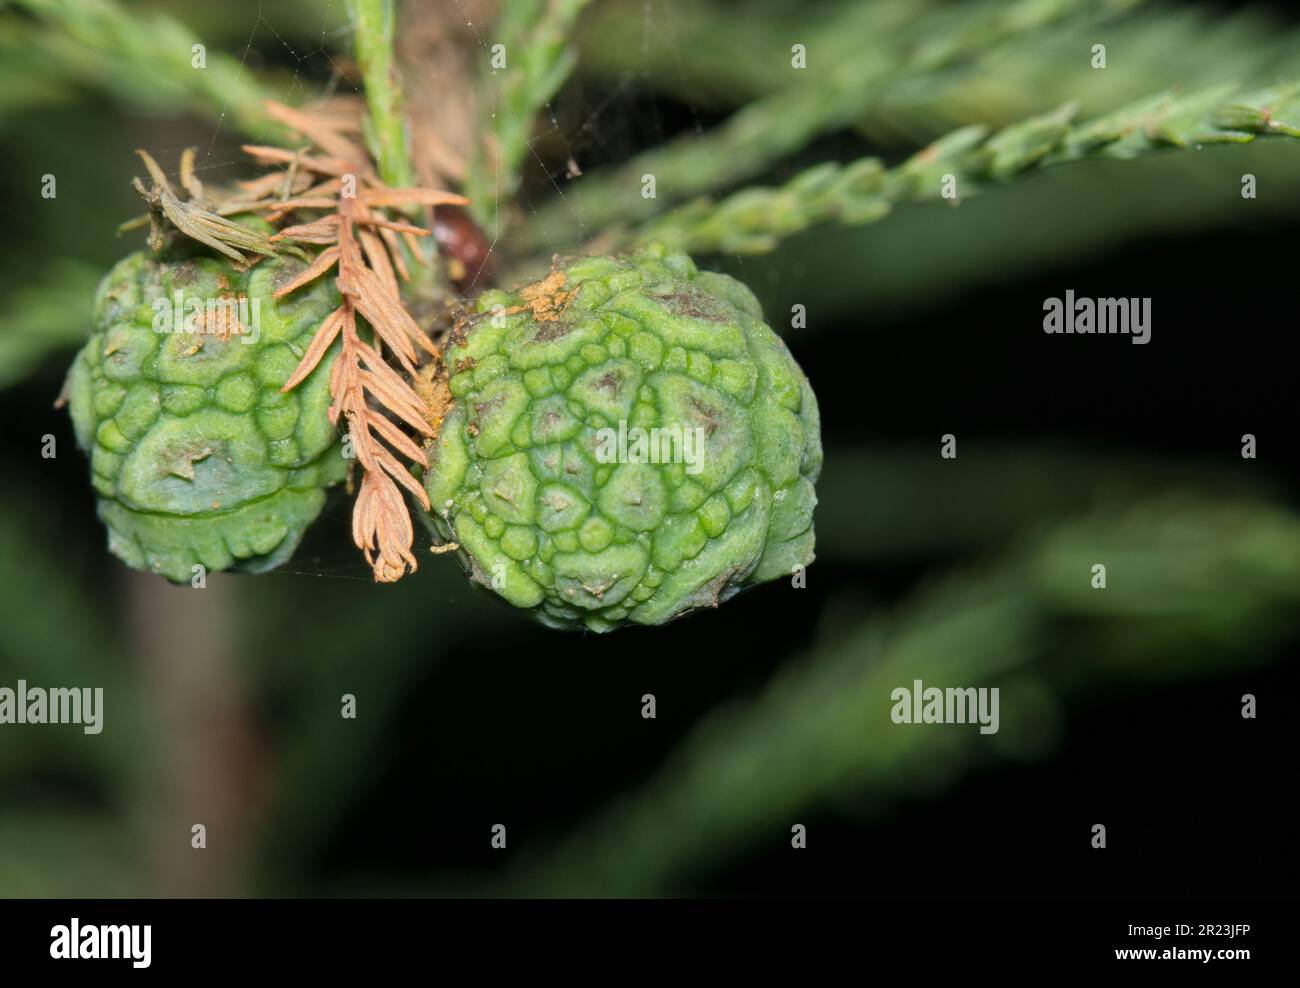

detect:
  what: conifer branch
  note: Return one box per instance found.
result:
[629,82,1300,255]
[5,0,293,142]
[519,0,1133,252]
[463,0,593,233]
[345,0,415,190]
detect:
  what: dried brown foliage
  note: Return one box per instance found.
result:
[167,99,469,582]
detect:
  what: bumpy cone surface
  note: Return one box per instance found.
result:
[425,245,822,631]
[65,251,346,582]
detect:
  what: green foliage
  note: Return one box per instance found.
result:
[346,0,415,189]
[631,82,1300,254]
[522,0,1141,251]
[723,138,1300,324]
[577,0,1300,141]
[463,0,593,232]
[0,0,290,140]
[0,260,102,389]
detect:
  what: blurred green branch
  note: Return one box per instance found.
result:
[629,81,1300,254]
[498,495,1300,895]
[814,445,1279,564]
[0,261,102,390]
[464,0,593,233]
[0,812,140,896]
[577,0,1300,144]
[1,0,289,140]
[856,3,1300,144]
[576,0,924,107]
[0,489,143,793]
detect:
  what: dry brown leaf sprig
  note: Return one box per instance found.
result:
[234,99,468,582]
[127,148,281,268]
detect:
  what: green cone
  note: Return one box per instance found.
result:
[424,245,822,631]
[64,251,346,582]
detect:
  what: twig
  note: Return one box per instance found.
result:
[463,0,593,234]
[345,0,415,190]
[628,81,1300,255]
